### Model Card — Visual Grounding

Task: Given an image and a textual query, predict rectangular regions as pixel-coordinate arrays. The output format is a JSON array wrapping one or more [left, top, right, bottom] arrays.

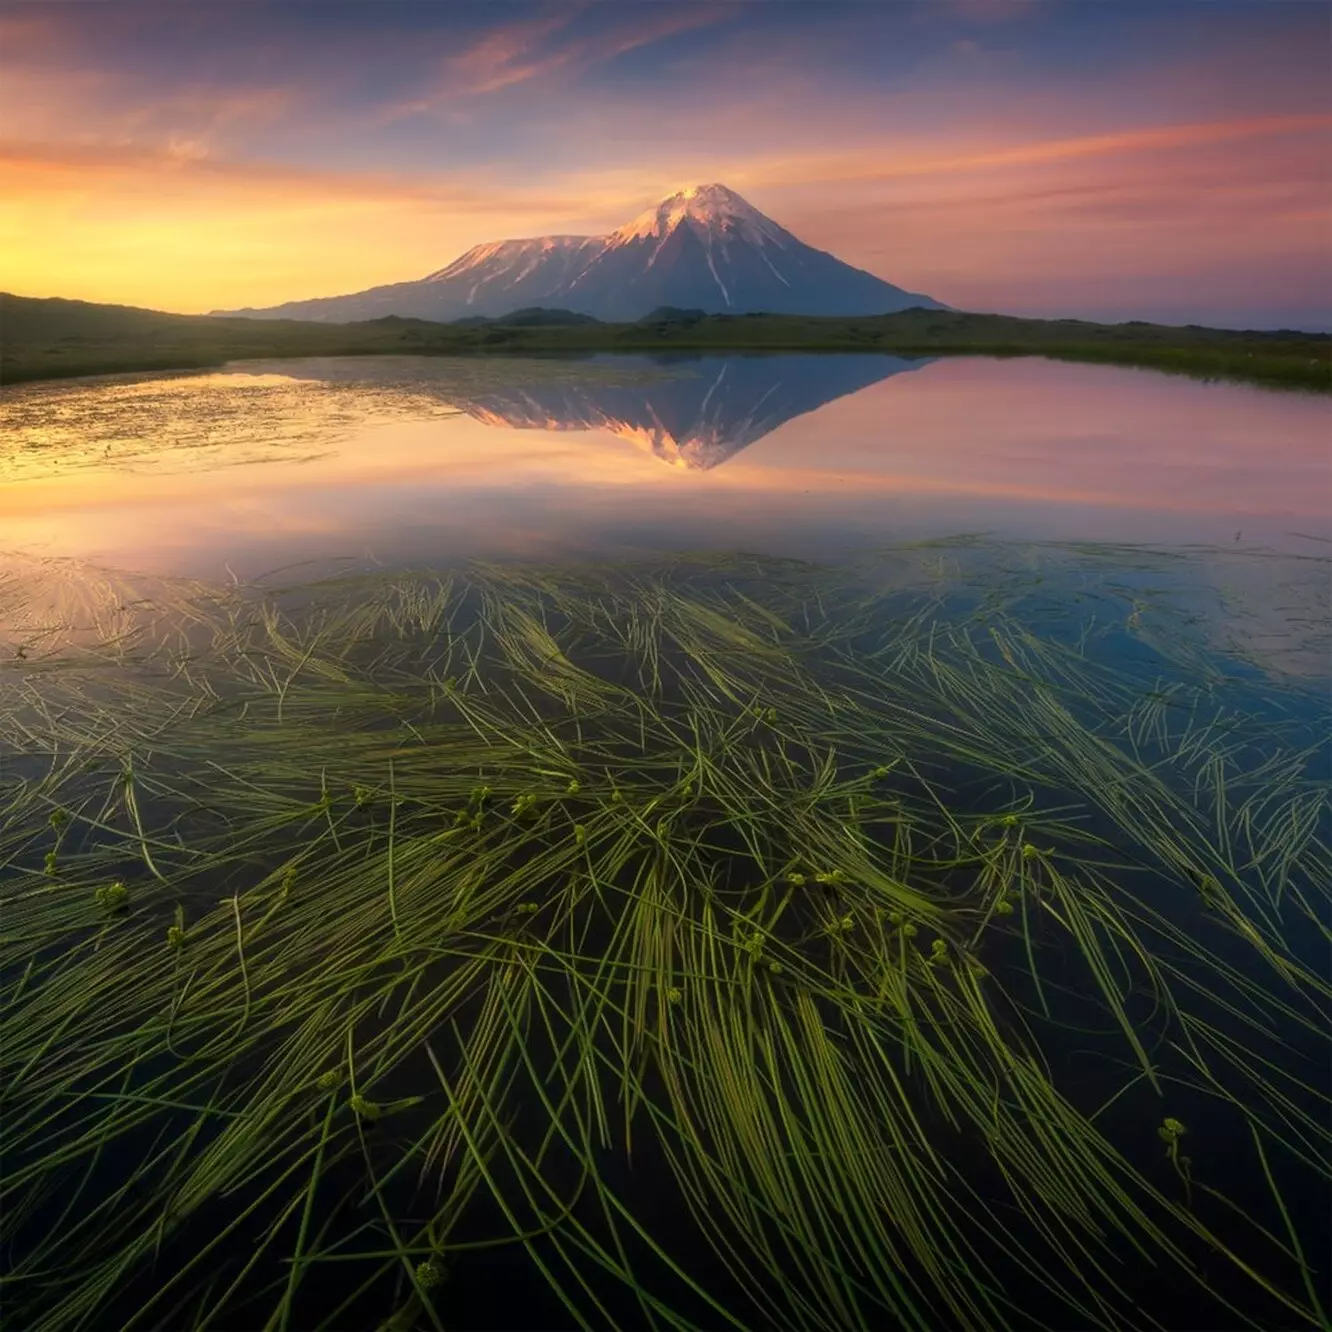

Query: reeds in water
[[1, 544, 1328, 1330]]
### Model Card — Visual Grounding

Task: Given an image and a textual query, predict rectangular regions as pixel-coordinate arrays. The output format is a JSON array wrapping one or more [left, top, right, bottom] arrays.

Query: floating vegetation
[[0, 544, 1328, 1330]]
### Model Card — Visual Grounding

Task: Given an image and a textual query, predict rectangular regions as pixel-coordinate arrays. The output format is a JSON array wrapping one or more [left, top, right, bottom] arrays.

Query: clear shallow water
[[3, 351, 1328, 686], [1, 354, 1329, 1331]]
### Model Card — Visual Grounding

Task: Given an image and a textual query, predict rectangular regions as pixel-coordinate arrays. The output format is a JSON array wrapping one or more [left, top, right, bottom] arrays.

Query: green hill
[[2, 292, 1327, 390]]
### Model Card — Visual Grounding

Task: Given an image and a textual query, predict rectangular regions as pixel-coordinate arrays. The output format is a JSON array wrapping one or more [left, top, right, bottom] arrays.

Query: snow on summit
[[608, 184, 792, 249], [214, 184, 944, 323]]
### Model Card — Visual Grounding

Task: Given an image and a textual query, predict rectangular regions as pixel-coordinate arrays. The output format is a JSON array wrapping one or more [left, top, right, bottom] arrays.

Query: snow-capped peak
[[216, 177, 943, 322], [608, 183, 792, 249]]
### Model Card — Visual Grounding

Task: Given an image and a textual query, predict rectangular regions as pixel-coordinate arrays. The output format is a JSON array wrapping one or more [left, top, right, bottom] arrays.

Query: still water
[[3, 352, 1328, 574], [1, 354, 1329, 1332]]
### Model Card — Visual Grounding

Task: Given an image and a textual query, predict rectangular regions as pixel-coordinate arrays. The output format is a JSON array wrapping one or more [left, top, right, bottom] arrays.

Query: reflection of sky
[[1, 355, 1328, 579]]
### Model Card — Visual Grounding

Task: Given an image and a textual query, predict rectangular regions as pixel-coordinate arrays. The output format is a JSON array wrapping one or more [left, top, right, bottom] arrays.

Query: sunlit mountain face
[[448, 353, 933, 469], [213, 184, 944, 324]]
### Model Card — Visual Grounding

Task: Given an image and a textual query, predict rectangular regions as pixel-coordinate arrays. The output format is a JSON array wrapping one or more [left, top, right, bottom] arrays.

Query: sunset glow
[[2, 0, 1328, 327]]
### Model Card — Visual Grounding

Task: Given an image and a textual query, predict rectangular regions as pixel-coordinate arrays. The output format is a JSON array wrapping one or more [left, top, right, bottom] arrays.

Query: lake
[[3, 353, 1329, 574], [2, 353, 1329, 1332]]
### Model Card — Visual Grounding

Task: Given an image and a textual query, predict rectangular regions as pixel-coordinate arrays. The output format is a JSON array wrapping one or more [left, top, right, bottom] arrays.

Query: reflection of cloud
[[4, 527, 1326, 691], [4, 356, 1327, 582]]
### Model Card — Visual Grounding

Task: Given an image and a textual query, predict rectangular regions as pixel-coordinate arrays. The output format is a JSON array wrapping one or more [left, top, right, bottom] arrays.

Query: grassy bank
[[1, 544, 1328, 1330], [3, 292, 1329, 390]]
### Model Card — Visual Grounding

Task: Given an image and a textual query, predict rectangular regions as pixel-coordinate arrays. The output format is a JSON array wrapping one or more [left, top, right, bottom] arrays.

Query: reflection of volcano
[[454, 354, 932, 470]]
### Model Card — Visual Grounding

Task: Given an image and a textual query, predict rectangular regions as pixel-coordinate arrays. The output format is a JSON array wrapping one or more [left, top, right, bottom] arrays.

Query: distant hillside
[[2, 292, 1328, 391]]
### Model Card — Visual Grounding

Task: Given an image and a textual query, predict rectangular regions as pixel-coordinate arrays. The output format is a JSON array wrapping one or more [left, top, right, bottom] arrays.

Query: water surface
[[1, 353, 1329, 1332], [3, 353, 1327, 577]]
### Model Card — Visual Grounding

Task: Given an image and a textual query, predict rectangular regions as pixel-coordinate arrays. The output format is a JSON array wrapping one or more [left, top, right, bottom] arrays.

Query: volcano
[[213, 183, 944, 323]]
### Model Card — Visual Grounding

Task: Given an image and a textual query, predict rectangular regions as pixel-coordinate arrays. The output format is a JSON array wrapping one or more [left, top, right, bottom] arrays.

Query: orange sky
[[1, 1, 1328, 327]]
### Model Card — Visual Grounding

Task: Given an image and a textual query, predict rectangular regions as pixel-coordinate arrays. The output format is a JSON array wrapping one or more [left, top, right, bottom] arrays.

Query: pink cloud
[[382, 4, 729, 118]]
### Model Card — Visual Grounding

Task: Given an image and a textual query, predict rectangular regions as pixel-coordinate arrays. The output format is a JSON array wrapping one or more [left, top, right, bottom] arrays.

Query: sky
[[1, 0, 1328, 328]]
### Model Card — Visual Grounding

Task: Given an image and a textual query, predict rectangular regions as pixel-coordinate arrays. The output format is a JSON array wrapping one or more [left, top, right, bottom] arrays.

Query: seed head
[[1158, 1117, 1186, 1143], [349, 1093, 382, 1121], [95, 880, 129, 912], [415, 1257, 446, 1290]]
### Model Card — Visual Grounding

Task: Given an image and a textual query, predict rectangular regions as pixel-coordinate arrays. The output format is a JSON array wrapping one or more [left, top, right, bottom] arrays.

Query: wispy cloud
[[715, 112, 1332, 193], [1, 0, 1325, 326], [379, 3, 728, 120], [431, 5, 588, 98]]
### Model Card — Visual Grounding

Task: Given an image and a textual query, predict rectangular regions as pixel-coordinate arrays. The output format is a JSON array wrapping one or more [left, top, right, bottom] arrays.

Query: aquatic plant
[[0, 542, 1327, 1331], [92, 879, 129, 912]]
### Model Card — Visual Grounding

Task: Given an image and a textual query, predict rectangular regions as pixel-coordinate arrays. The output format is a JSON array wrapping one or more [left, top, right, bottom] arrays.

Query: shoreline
[[4, 293, 1329, 391]]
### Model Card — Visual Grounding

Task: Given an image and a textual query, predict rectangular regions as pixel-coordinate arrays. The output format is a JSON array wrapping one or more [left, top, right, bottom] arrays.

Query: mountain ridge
[[212, 183, 945, 324]]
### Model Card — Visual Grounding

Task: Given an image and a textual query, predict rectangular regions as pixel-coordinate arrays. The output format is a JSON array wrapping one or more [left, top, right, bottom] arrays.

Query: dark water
[[1, 354, 1329, 1330]]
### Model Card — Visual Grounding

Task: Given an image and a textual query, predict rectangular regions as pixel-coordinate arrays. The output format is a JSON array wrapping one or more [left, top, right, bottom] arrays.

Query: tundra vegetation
[[3, 292, 1329, 390]]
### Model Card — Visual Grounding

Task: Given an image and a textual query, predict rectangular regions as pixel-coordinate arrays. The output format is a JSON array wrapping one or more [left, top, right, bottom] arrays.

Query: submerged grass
[[0, 544, 1329, 1330]]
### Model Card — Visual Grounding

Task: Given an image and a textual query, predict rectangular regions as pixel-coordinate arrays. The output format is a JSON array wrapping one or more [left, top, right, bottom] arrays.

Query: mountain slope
[[213, 184, 944, 323]]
